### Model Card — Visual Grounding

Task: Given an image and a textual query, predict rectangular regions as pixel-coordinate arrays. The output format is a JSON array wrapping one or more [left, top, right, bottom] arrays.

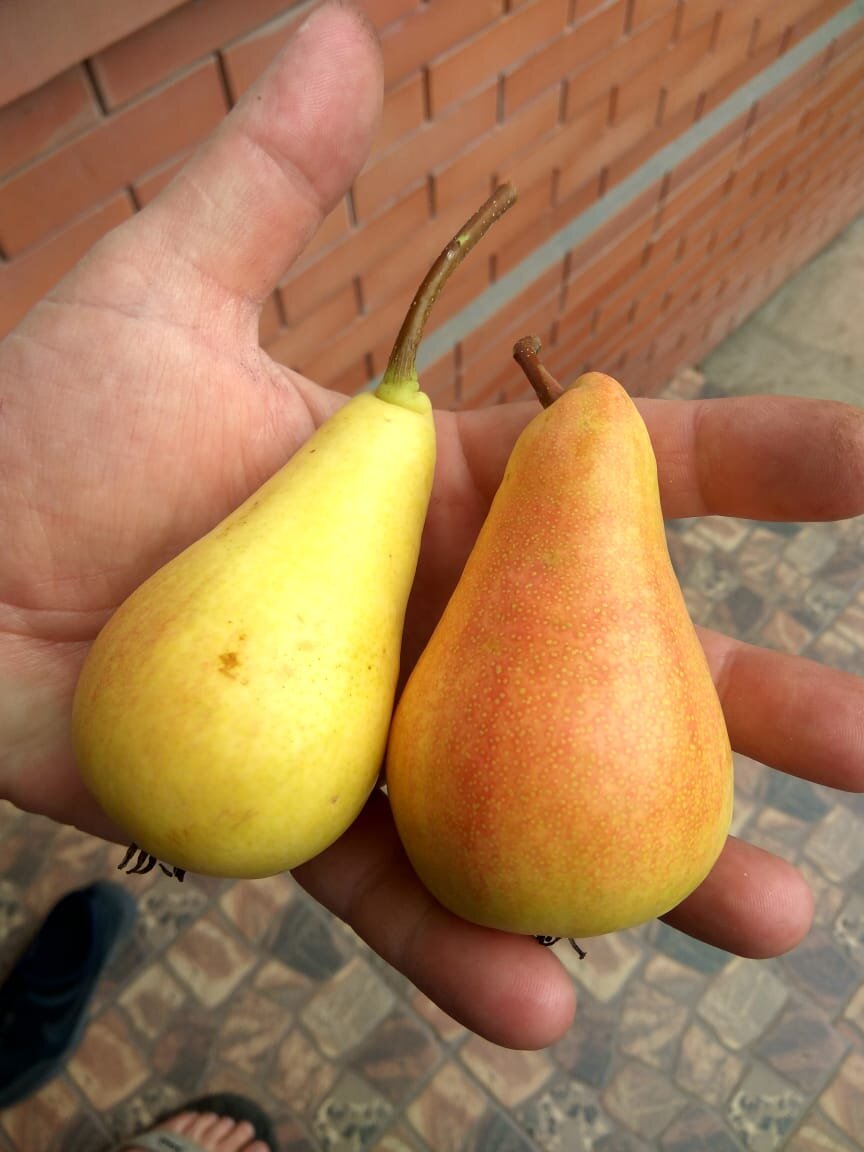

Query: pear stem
[[513, 336, 565, 408], [379, 183, 518, 390]]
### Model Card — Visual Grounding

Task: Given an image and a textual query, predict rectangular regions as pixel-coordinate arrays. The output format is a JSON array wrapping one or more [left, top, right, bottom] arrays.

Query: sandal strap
[[112, 1132, 201, 1152]]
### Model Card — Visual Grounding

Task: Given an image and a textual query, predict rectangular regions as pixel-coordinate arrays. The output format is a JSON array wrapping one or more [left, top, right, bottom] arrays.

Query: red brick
[[265, 280, 359, 367], [505, 0, 625, 113], [666, 109, 749, 190], [281, 186, 430, 320], [566, 5, 676, 121], [221, 9, 306, 100], [511, 96, 609, 198], [360, 0, 422, 30], [353, 82, 498, 219], [616, 18, 716, 125], [435, 87, 560, 213], [0, 0, 185, 105], [461, 263, 562, 362], [292, 199, 353, 272], [0, 67, 100, 178], [677, 0, 722, 37], [429, 0, 568, 115], [360, 195, 491, 316], [296, 289, 408, 384], [0, 193, 134, 338], [461, 295, 558, 407], [380, 0, 501, 90], [661, 17, 748, 122], [91, 0, 290, 108], [656, 142, 738, 230], [753, 0, 846, 56], [488, 176, 561, 275], [701, 33, 783, 116], [132, 151, 190, 206], [628, 0, 677, 31], [369, 73, 426, 161], [0, 59, 227, 256]]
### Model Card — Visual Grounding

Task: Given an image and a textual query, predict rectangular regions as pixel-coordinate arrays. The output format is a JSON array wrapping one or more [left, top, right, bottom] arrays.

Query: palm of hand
[[2, 3, 863, 1050]]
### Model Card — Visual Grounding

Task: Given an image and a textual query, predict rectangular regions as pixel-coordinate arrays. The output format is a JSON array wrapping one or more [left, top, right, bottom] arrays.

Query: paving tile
[[817, 1049, 864, 1143], [763, 774, 831, 823], [601, 1060, 687, 1140], [567, 930, 644, 1003], [832, 892, 864, 973], [795, 860, 848, 929], [254, 956, 325, 1011], [710, 583, 766, 636], [407, 1062, 486, 1151], [641, 953, 709, 1002], [550, 993, 617, 1088], [810, 626, 863, 675], [842, 983, 864, 1038], [753, 1001, 850, 1093], [760, 609, 813, 655], [370, 1122, 433, 1152], [0, 1076, 86, 1151], [617, 983, 689, 1071], [267, 1026, 340, 1115], [165, 910, 258, 1007], [99, 1078, 184, 1146], [697, 959, 788, 1050], [731, 755, 769, 801], [0, 877, 28, 955], [134, 879, 209, 951], [150, 1010, 219, 1096], [67, 1007, 150, 1109], [271, 897, 352, 981], [518, 1076, 613, 1152], [464, 1110, 540, 1152], [460, 1033, 555, 1108], [804, 806, 864, 882], [727, 1065, 807, 1152], [351, 1006, 442, 1105], [216, 986, 293, 1078], [675, 1020, 745, 1108], [746, 807, 811, 860], [314, 1072, 394, 1152], [784, 1110, 862, 1151], [119, 961, 188, 1041], [780, 928, 862, 1011], [301, 957, 396, 1059], [659, 1104, 742, 1152], [650, 922, 732, 974], [219, 874, 295, 944], [410, 990, 468, 1046], [783, 525, 840, 576]]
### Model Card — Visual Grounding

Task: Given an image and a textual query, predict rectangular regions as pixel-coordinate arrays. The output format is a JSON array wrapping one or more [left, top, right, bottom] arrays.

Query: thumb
[[134, 1, 382, 306]]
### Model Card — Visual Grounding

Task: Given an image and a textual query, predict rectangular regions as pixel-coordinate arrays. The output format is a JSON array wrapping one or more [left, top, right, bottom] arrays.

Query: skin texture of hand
[[2, 1, 864, 1049]]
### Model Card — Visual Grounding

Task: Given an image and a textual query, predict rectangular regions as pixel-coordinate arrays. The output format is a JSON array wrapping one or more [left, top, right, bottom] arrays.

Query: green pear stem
[[513, 335, 565, 409], [379, 183, 519, 396]]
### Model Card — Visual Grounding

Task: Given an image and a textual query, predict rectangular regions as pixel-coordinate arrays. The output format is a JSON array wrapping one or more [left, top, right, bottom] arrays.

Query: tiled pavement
[[1, 214, 863, 1152]]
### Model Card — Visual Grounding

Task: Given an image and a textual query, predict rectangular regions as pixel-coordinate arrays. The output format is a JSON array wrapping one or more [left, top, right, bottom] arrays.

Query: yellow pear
[[386, 337, 733, 939], [72, 185, 517, 880]]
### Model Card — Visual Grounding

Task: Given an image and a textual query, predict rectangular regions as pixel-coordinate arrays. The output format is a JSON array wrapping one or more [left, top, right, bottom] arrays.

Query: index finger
[[639, 392, 864, 521]]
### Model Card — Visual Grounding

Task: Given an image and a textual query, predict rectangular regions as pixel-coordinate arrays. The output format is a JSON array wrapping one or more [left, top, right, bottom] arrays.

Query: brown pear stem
[[380, 183, 518, 389], [513, 336, 565, 409]]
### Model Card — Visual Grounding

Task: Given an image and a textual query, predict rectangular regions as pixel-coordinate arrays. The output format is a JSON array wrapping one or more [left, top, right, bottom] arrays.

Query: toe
[[219, 1119, 258, 1152]]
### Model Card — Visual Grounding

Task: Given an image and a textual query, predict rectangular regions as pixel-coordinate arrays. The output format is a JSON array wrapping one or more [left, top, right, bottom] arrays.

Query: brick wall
[[1, 0, 862, 406]]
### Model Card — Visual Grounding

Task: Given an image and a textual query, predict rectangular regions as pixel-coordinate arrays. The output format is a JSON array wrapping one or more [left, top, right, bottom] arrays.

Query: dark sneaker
[[0, 880, 137, 1108]]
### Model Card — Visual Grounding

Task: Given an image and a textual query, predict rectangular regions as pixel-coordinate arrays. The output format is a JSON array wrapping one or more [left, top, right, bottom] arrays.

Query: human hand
[[2, 0, 863, 1051]]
